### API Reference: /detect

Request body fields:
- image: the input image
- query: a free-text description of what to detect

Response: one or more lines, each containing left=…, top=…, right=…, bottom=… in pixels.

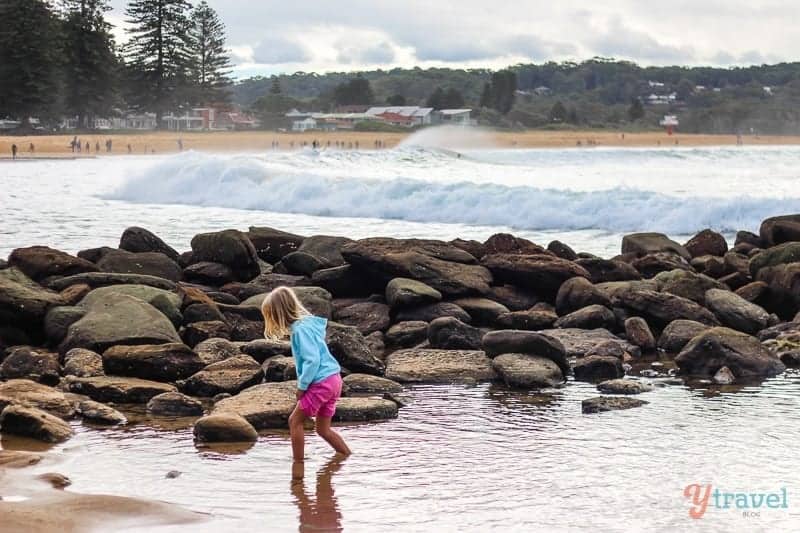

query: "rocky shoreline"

left=1, top=217, right=799, bottom=444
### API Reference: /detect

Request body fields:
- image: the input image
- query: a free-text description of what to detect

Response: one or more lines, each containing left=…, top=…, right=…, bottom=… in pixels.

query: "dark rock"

left=395, top=302, right=470, bottom=323
left=0, top=405, right=73, bottom=443
left=190, top=229, right=260, bottom=282
left=146, top=391, right=204, bottom=416
left=182, top=320, right=231, bottom=347
left=76, top=246, right=115, bottom=263
left=755, top=263, right=800, bottom=319
left=384, top=349, right=497, bottom=383
left=0, top=347, right=60, bottom=385
left=0, top=267, right=64, bottom=326
left=749, top=242, right=800, bottom=277
left=262, top=356, right=296, bottom=381
left=621, top=232, right=690, bottom=259
left=119, top=227, right=180, bottom=261
left=483, top=233, right=548, bottom=256
left=96, top=249, right=182, bottom=282
left=452, top=297, right=509, bottom=326
left=385, top=321, right=428, bottom=348
left=575, top=258, right=642, bottom=283
left=735, top=281, right=769, bottom=305
left=631, top=252, right=692, bottom=278
left=690, top=255, right=726, bottom=278
left=385, top=278, right=442, bottom=309
left=183, top=262, right=236, bottom=285
left=624, top=317, right=656, bottom=351
left=481, top=330, right=569, bottom=375
left=555, top=277, right=611, bottom=316
left=735, top=230, right=762, bottom=248
left=0, top=379, right=74, bottom=418
left=364, top=331, right=385, bottom=359
left=240, top=338, right=291, bottom=363
left=247, top=226, right=304, bottom=263
left=222, top=313, right=264, bottom=342
left=182, top=302, right=225, bottom=324
left=713, top=366, right=736, bottom=384
left=572, top=355, right=624, bottom=382
left=193, top=413, right=258, bottom=442
left=332, top=397, right=399, bottom=422
left=221, top=274, right=309, bottom=301
left=179, top=354, right=262, bottom=397
left=326, top=322, right=385, bottom=374
left=547, top=240, right=577, bottom=260
left=684, top=229, right=728, bottom=258
left=675, top=327, right=786, bottom=377
left=654, top=269, right=726, bottom=303
left=102, top=343, right=204, bottom=382
left=704, top=288, right=769, bottom=334
left=537, top=328, right=639, bottom=359
left=427, top=317, right=482, bottom=350
left=59, top=283, right=92, bottom=306
left=482, top=253, right=589, bottom=300
left=485, top=285, right=538, bottom=311
left=312, top=265, right=381, bottom=298
left=588, top=340, right=627, bottom=359
left=724, top=251, right=750, bottom=276
left=63, top=348, right=104, bottom=377
left=594, top=280, right=658, bottom=305
left=8, top=246, right=98, bottom=281
left=78, top=284, right=182, bottom=325
left=582, top=396, right=648, bottom=414
left=282, top=235, right=352, bottom=275
left=718, top=271, right=751, bottom=291
left=46, top=272, right=176, bottom=292
left=497, top=309, right=557, bottom=331
left=76, top=400, right=126, bottom=425
left=343, top=373, right=403, bottom=393
left=554, top=305, right=616, bottom=330
left=242, top=286, right=332, bottom=318
left=617, top=289, right=719, bottom=328
left=492, top=353, right=563, bottom=388
left=657, top=319, right=711, bottom=353
left=449, top=238, right=486, bottom=260
left=759, top=214, right=800, bottom=246
left=64, top=376, right=176, bottom=403
left=194, top=338, right=242, bottom=365
left=597, top=379, right=652, bottom=395
left=334, top=302, right=391, bottom=335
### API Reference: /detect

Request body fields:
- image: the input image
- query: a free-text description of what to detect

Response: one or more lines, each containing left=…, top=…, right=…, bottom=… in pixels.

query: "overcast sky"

left=107, top=1, right=798, bottom=78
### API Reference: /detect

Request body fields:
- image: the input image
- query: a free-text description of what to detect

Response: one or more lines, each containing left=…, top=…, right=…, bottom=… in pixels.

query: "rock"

left=735, top=281, right=769, bottom=305
left=594, top=280, right=659, bottom=304
left=364, top=331, right=385, bottom=358
left=537, top=328, right=639, bottom=359
left=96, top=249, right=182, bottom=282
left=631, top=252, right=692, bottom=278
left=588, top=340, right=628, bottom=359
left=59, top=283, right=92, bottom=306
left=334, top=302, right=391, bottom=335
left=312, top=265, right=381, bottom=298
left=64, top=376, right=176, bottom=403
left=0, top=379, right=74, bottom=418
left=779, top=351, right=800, bottom=366
left=624, top=317, right=656, bottom=351
left=572, top=355, right=624, bottom=382
left=102, top=343, right=204, bottom=382
left=325, top=322, right=385, bottom=374
left=449, top=238, right=486, bottom=259
left=384, top=349, right=497, bottom=383
left=555, top=277, right=611, bottom=316
left=657, top=319, right=711, bottom=353
left=179, top=355, right=262, bottom=397
left=240, top=339, right=291, bottom=363
left=76, top=400, right=126, bottom=425
left=262, top=356, right=296, bottom=381
left=712, top=366, right=736, bottom=385
left=684, top=229, right=728, bottom=258
left=119, top=226, right=180, bottom=261
left=183, top=262, right=236, bottom=285
left=146, top=392, right=204, bottom=416
left=485, top=285, right=538, bottom=311
left=547, top=240, right=578, bottom=261
left=212, top=381, right=297, bottom=429
left=749, top=242, right=800, bottom=277
left=481, top=330, right=570, bottom=375
left=193, top=413, right=258, bottom=442
left=46, top=272, right=177, bottom=292
left=617, top=289, right=719, bottom=328
left=342, top=373, right=403, bottom=393
left=451, top=298, right=509, bottom=326
left=704, top=288, right=769, bottom=334
left=282, top=235, right=351, bottom=275
left=385, top=321, right=428, bottom=348
left=182, top=320, right=231, bottom=347
left=333, top=397, right=399, bottom=422
left=597, top=379, right=652, bottom=395
left=79, top=284, right=183, bottom=325
left=395, top=302, right=470, bottom=323
left=691, top=255, right=726, bottom=278
left=582, top=396, right=648, bottom=414
left=182, top=302, right=225, bottom=324
left=759, top=214, right=800, bottom=246
left=755, top=263, right=800, bottom=319
left=654, top=269, right=726, bottom=303
left=241, top=286, right=333, bottom=319
left=222, top=312, right=264, bottom=342
left=497, top=309, right=557, bottom=330
left=483, top=233, right=548, bottom=256
left=8, top=246, right=98, bottom=281
left=492, top=353, right=564, bottom=388
left=621, top=232, right=691, bottom=260
left=427, top=317, right=482, bottom=350
left=482, top=253, right=589, bottom=300
left=554, top=305, right=616, bottom=330
left=0, top=405, right=73, bottom=443
left=247, top=226, right=304, bottom=263
left=342, top=238, right=490, bottom=297
left=190, top=229, right=260, bottom=282
left=0, top=347, right=60, bottom=385
left=675, top=327, right=786, bottom=378
left=574, top=258, right=642, bottom=283
left=63, top=348, right=104, bottom=377
left=0, top=267, right=64, bottom=325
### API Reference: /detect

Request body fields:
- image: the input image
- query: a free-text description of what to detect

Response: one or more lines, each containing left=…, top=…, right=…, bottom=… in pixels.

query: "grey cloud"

left=337, top=41, right=395, bottom=64
left=588, top=17, right=695, bottom=63
left=252, top=37, right=309, bottom=64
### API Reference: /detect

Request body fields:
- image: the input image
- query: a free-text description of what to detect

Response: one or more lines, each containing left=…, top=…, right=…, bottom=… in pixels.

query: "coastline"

left=1, top=129, right=799, bottom=158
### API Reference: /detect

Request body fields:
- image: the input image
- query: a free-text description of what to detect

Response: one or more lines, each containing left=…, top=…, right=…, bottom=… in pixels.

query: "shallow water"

left=4, top=373, right=799, bottom=532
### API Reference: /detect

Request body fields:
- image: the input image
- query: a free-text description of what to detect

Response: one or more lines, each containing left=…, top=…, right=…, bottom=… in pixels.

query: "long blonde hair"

left=261, top=286, right=310, bottom=340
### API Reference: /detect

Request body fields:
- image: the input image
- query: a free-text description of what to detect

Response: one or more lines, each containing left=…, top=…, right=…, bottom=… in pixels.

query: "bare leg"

left=315, top=416, right=351, bottom=456
left=289, top=403, right=307, bottom=462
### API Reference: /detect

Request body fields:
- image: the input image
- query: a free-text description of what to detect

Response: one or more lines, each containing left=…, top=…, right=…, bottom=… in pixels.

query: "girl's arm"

left=291, top=327, right=321, bottom=391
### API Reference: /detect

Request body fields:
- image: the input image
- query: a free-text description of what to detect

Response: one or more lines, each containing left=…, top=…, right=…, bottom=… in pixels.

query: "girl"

left=261, top=286, right=351, bottom=464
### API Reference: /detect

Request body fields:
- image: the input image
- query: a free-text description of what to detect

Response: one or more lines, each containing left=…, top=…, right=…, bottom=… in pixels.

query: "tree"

left=628, top=97, right=645, bottom=121
left=60, top=0, right=119, bottom=129
left=186, top=0, right=231, bottom=105
left=269, top=75, right=282, bottom=94
left=443, top=87, right=464, bottom=108
left=676, top=78, right=694, bottom=101
left=548, top=101, right=567, bottom=122
left=124, top=0, right=192, bottom=126
left=386, top=93, right=406, bottom=106
left=426, top=87, right=444, bottom=109
left=333, top=76, right=374, bottom=106
left=0, top=0, right=62, bottom=125
left=479, top=70, right=517, bottom=114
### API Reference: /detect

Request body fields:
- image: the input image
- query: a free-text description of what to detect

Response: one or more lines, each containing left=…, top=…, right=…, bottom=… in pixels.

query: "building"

left=365, top=106, right=435, bottom=126
left=284, top=106, right=472, bottom=131
left=292, top=117, right=317, bottom=131
left=436, top=109, right=473, bottom=125
left=162, top=108, right=215, bottom=131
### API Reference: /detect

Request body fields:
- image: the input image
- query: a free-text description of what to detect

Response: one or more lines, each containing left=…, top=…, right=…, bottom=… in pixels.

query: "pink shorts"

left=299, top=373, right=342, bottom=418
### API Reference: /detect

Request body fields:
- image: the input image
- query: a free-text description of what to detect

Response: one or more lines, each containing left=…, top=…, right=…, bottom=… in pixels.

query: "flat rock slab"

left=492, top=353, right=564, bottom=389
left=384, top=349, right=497, bottom=383
left=597, top=379, right=653, bottom=395
left=332, top=398, right=398, bottom=422
left=213, top=381, right=297, bottom=429
left=179, top=355, right=262, bottom=397
left=343, top=374, right=403, bottom=394
left=538, top=328, right=639, bottom=358
left=0, top=405, right=74, bottom=443
left=0, top=379, right=75, bottom=419
left=76, top=400, right=127, bottom=425
left=582, top=396, right=649, bottom=414
left=194, top=413, right=258, bottom=443
left=64, top=376, right=176, bottom=403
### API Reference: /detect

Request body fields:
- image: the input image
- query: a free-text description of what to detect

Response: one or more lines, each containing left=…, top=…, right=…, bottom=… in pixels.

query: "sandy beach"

left=1, top=129, right=798, bottom=158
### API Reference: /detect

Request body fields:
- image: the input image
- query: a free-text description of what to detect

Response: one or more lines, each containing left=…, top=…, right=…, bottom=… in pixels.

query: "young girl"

left=261, top=287, right=351, bottom=463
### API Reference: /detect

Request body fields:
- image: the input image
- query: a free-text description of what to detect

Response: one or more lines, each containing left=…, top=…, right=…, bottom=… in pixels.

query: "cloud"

left=337, top=41, right=396, bottom=64
left=252, top=36, right=309, bottom=64
left=587, top=16, right=695, bottom=63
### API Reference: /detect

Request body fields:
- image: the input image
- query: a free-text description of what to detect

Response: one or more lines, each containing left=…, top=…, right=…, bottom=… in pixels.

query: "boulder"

left=485, top=285, right=538, bottom=311
left=64, top=376, right=176, bottom=403
left=759, top=214, right=800, bottom=246
left=630, top=252, right=692, bottom=278
left=384, top=349, right=496, bottom=383
left=675, top=327, right=786, bottom=378
left=46, top=272, right=177, bottom=292
left=755, top=263, right=800, bottom=319
left=0, top=267, right=64, bottom=325
left=262, top=356, right=296, bottom=381
left=247, top=226, right=304, bottom=263
left=704, top=288, right=769, bottom=334
left=483, top=233, right=548, bottom=256
left=76, top=400, right=126, bottom=425
left=594, top=280, right=658, bottom=305
left=621, top=232, right=690, bottom=259
left=684, top=229, right=728, bottom=258
left=222, top=312, right=265, bottom=342
left=96, top=249, right=182, bottom=282
left=572, top=355, right=624, bottom=382
left=654, top=269, right=726, bottom=303
left=212, top=381, right=297, bottom=429
left=59, top=293, right=181, bottom=355
left=242, top=286, right=333, bottom=319
left=449, top=238, right=486, bottom=260
left=749, top=242, right=800, bottom=277
left=364, top=331, right=385, bottom=358
left=574, top=258, right=642, bottom=283
left=481, top=330, right=569, bottom=375
left=537, top=328, right=639, bottom=359
left=624, top=317, right=656, bottom=351
left=182, top=302, right=225, bottom=324
left=395, top=302, right=470, bottom=323
left=146, top=391, right=204, bottom=417
left=582, top=396, right=648, bottom=414
left=102, top=343, right=204, bottom=382
left=332, top=398, right=399, bottom=422
left=735, top=281, right=770, bottom=306
left=190, top=229, right=260, bottom=282
left=713, top=366, right=736, bottom=384
left=79, top=284, right=183, bottom=326
left=427, top=317, right=482, bottom=350
left=63, top=348, right=104, bottom=377
left=554, top=305, right=616, bottom=330
left=179, top=354, right=262, bottom=397
left=334, top=302, right=391, bottom=335
left=240, top=339, right=291, bottom=363
left=492, top=353, right=563, bottom=388
left=59, top=283, right=92, bottom=306
left=183, top=262, right=236, bottom=286
left=0, top=379, right=74, bottom=418
left=497, top=309, right=557, bottom=331
left=119, top=226, right=180, bottom=261
left=385, top=321, right=428, bottom=348
left=597, top=379, right=653, bottom=395
left=0, top=347, right=60, bottom=385
left=8, top=246, right=98, bottom=281
left=312, top=265, right=382, bottom=298
left=657, top=319, right=711, bottom=353
left=182, top=320, right=231, bottom=347
left=193, top=413, right=258, bottom=442
left=736, top=230, right=762, bottom=248
left=0, top=405, right=73, bottom=443
left=222, top=274, right=309, bottom=301
left=482, top=253, right=589, bottom=299
left=691, top=255, right=726, bottom=278
left=282, top=235, right=351, bottom=275
left=325, top=322, right=385, bottom=374
left=451, top=298, right=509, bottom=326
left=342, top=373, right=403, bottom=394
left=555, top=277, right=611, bottom=315
left=547, top=240, right=578, bottom=261
left=617, top=289, right=719, bottom=328
left=342, top=238, right=490, bottom=297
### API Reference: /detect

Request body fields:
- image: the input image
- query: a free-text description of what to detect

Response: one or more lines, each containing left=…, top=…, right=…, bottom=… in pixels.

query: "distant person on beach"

left=85, top=141, right=90, bottom=152
left=127, top=143, right=132, bottom=154
left=261, top=287, right=351, bottom=471
left=11, top=144, right=17, bottom=159
left=71, top=136, right=77, bottom=153
left=95, top=141, right=100, bottom=153
left=29, top=143, right=34, bottom=155
left=177, top=138, right=183, bottom=151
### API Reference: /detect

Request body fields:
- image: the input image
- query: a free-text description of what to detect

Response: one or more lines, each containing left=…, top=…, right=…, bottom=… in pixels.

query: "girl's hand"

left=296, top=390, right=304, bottom=400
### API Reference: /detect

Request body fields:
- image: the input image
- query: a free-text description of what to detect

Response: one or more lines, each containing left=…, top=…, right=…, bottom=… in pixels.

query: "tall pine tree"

left=187, top=1, right=231, bottom=105
left=60, top=0, right=118, bottom=128
left=0, top=0, right=62, bottom=125
left=124, top=0, right=191, bottom=126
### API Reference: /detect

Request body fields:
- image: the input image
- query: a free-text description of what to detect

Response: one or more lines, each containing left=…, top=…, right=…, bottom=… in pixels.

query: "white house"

left=436, top=109, right=473, bottom=125
left=292, top=117, right=318, bottom=131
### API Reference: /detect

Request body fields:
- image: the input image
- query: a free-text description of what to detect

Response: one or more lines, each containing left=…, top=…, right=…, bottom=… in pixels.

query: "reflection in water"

left=291, top=456, right=344, bottom=532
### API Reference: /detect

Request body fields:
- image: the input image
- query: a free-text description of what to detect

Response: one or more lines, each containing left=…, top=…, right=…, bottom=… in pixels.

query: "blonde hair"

left=261, top=286, right=310, bottom=340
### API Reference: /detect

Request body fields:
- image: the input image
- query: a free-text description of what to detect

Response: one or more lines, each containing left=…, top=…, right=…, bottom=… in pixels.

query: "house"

left=365, top=106, right=434, bottom=126
left=533, top=86, right=551, bottom=96
left=292, top=117, right=318, bottom=132
left=216, top=111, right=258, bottom=130
left=162, top=108, right=216, bottom=131
left=436, top=109, right=473, bottom=125
left=376, top=111, right=415, bottom=127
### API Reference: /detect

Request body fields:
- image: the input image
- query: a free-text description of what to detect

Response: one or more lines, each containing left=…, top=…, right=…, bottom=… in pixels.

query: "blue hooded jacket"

left=290, top=316, right=341, bottom=391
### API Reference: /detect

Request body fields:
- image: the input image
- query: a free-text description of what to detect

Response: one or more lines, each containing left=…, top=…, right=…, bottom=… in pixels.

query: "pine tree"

left=124, top=0, right=192, bottom=126
left=426, top=87, right=444, bottom=109
left=60, top=0, right=118, bottom=128
left=628, top=98, right=645, bottom=121
left=269, top=75, right=282, bottom=95
left=187, top=0, right=231, bottom=105
left=0, top=0, right=62, bottom=125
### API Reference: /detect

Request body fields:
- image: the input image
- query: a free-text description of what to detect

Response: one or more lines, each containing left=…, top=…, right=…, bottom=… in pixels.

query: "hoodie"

left=290, top=316, right=341, bottom=391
